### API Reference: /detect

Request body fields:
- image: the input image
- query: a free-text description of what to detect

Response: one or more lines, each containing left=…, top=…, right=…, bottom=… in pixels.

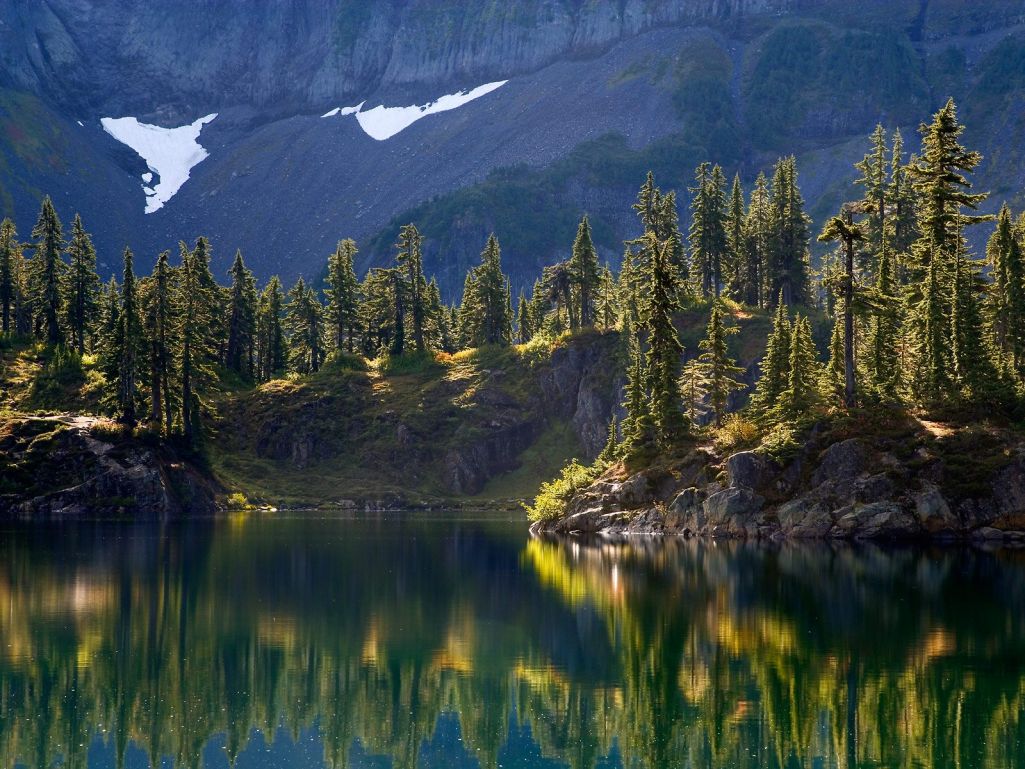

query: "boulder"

left=812, top=438, right=867, bottom=487
left=835, top=502, right=918, bottom=539
left=702, top=488, right=765, bottom=534
left=778, top=497, right=834, bottom=538
left=914, top=485, right=959, bottom=534
left=726, top=451, right=777, bottom=493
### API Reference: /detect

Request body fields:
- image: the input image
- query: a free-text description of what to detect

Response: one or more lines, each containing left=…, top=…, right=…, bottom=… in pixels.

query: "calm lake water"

left=1, top=512, right=1024, bottom=769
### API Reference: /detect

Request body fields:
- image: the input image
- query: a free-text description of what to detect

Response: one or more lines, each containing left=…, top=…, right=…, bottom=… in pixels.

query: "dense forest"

left=1, top=99, right=1022, bottom=503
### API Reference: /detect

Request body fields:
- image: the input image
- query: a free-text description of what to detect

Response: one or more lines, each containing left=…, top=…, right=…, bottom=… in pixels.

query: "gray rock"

left=726, top=451, right=777, bottom=493
left=812, top=438, right=868, bottom=487
left=835, top=502, right=918, bottom=539
left=703, top=488, right=765, bottom=527
left=914, top=485, right=959, bottom=534
left=778, top=498, right=834, bottom=538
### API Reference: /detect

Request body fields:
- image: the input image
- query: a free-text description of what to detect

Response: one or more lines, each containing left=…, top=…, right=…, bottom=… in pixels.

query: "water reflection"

left=1, top=516, right=1023, bottom=768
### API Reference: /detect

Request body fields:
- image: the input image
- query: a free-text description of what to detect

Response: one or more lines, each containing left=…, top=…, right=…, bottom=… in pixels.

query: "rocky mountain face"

left=1, top=0, right=1024, bottom=295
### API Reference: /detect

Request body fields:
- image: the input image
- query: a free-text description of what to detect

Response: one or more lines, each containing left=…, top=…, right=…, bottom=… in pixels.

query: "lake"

left=1, top=513, right=1023, bottom=768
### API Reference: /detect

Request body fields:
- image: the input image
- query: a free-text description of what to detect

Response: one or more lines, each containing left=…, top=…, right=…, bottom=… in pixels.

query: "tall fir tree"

left=750, top=294, right=791, bottom=417
left=285, top=276, right=325, bottom=373
left=724, top=174, right=746, bottom=300
left=29, top=195, right=66, bottom=346
left=0, top=219, right=19, bottom=334
left=689, top=163, right=728, bottom=297
left=325, top=239, right=362, bottom=354
left=256, top=276, right=287, bottom=380
left=743, top=172, right=771, bottom=307
left=64, top=214, right=100, bottom=354
left=817, top=208, right=865, bottom=408
left=143, top=251, right=175, bottom=432
left=113, top=248, right=142, bottom=426
left=569, top=215, right=600, bottom=328
left=226, top=250, right=257, bottom=378
left=460, top=234, right=512, bottom=347
left=643, top=235, right=687, bottom=446
left=767, top=157, right=811, bottom=307
left=779, top=315, right=820, bottom=419
left=854, top=124, right=889, bottom=279
left=695, top=301, right=746, bottom=426
left=396, top=224, right=427, bottom=352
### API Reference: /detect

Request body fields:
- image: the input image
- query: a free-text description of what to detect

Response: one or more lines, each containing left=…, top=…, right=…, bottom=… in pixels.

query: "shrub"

left=377, top=350, right=443, bottom=376
left=90, top=419, right=131, bottom=443
left=225, top=492, right=251, bottom=510
left=714, top=414, right=761, bottom=454
left=524, top=459, right=604, bottom=522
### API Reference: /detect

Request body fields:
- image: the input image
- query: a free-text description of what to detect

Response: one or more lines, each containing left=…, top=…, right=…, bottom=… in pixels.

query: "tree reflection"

left=0, top=519, right=1023, bottom=769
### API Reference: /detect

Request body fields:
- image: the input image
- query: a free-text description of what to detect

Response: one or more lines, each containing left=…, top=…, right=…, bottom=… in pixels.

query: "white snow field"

left=321, top=81, right=507, bottom=141
left=101, top=113, right=218, bottom=214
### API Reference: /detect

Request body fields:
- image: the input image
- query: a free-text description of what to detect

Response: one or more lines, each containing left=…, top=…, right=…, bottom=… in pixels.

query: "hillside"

left=1, top=1, right=1025, bottom=294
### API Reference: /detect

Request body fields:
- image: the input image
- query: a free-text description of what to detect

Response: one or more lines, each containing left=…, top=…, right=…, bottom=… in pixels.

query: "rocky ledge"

left=531, top=423, right=1025, bottom=543
left=0, top=416, right=220, bottom=519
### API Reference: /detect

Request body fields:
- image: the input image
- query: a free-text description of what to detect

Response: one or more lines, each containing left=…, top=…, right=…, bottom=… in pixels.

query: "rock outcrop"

left=0, top=416, right=219, bottom=520
left=534, top=424, right=1025, bottom=543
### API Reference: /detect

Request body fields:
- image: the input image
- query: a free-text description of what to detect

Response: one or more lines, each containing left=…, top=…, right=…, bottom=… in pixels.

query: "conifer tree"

left=779, top=315, right=820, bottom=419
left=113, top=248, right=142, bottom=426
left=679, top=358, right=709, bottom=424
left=226, top=250, right=257, bottom=378
left=750, top=294, right=791, bottom=416
left=569, top=215, right=600, bottom=328
left=64, top=214, right=100, bottom=354
left=724, top=174, right=746, bottom=300
left=742, top=172, right=771, bottom=307
left=822, top=313, right=846, bottom=406
left=143, top=251, right=175, bottom=432
left=866, top=241, right=900, bottom=397
left=29, top=195, right=66, bottom=346
left=389, top=268, right=405, bottom=357
left=460, top=234, right=512, bottom=347
left=597, top=415, right=621, bottom=464
left=887, top=130, right=917, bottom=261
left=177, top=242, right=214, bottom=446
left=97, top=277, right=121, bottom=390
left=766, top=157, right=811, bottom=307
left=689, top=163, right=728, bottom=297
left=855, top=124, right=889, bottom=278
left=396, top=224, right=427, bottom=352
left=256, top=276, right=287, bottom=380
left=621, top=328, right=650, bottom=449
left=0, top=219, right=19, bottom=334
left=643, top=235, right=687, bottom=446
left=596, top=265, right=618, bottom=330
left=325, top=239, right=361, bottom=354
left=817, top=208, right=865, bottom=408
left=986, top=204, right=1025, bottom=377
left=285, top=276, right=325, bottom=374
left=516, top=292, right=532, bottom=343
left=695, top=301, right=746, bottom=426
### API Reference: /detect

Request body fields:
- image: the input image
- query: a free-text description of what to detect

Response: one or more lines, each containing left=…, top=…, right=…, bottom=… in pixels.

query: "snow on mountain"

left=101, top=113, right=218, bottom=214
left=322, top=81, right=507, bottom=141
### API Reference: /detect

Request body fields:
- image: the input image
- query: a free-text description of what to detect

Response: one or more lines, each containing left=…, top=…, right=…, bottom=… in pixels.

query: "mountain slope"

left=0, top=1, right=1024, bottom=294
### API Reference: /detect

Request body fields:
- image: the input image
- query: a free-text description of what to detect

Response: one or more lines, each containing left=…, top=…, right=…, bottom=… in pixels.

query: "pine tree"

left=516, top=292, right=532, bottom=343
left=724, top=174, right=746, bottom=300
left=176, top=242, right=214, bottom=446
left=396, top=224, right=427, bottom=352
left=689, top=163, right=728, bottom=297
left=621, top=328, right=651, bottom=449
left=822, top=312, right=846, bottom=406
left=569, top=215, right=600, bottom=328
left=29, top=195, right=66, bottom=346
left=460, top=235, right=512, bottom=347
left=817, top=208, right=865, bottom=408
left=907, top=98, right=989, bottom=403
left=325, top=239, right=362, bottom=354
left=743, top=172, right=771, bottom=307
left=97, top=277, right=121, bottom=391
left=865, top=240, right=900, bottom=397
left=887, top=130, right=917, bottom=262
left=64, top=214, right=100, bottom=354
left=285, top=277, right=325, bottom=374
left=986, top=204, right=1025, bottom=377
left=0, top=219, right=19, bottom=334
left=695, top=301, right=746, bottom=426
left=597, top=415, right=621, bottom=464
left=854, top=124, right=889, bottom=279
left=114, top=247, right=142, bottom=426
left=778, top=315, right=820, bottom=419
left=750, top=294, right=791, bottom=416
left=679, top=358, right=709, bottom=424
left=256, top=276, right=287, bottom=380
left=643, top=235, right=687, bottom=446
left=596, top=265, right=618, bottom=330
left=766, top=157, right=811, bottom=307
left=226, top=250, right=257, bottom=378
left=143, top=251, right=175, bottom=432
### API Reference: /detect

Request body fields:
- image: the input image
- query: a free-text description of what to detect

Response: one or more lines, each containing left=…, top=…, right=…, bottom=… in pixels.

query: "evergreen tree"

left=0, top=219, right=19, bottom=334
left=679, top=358, right=709, bottom=424
left=29, top=195, right=66, bottom=346
left=817, top=208, right=865, bottom=408
left=695, top=301, right=746, bottom=426
left=854, top=124, right=889, bottom=279
left=460, top=235, right=512, bottom=347
left=596, top=265, right=618, bottom=330
left=750, top=294, right=791, bottom=416
left=743, top=172, right=771, bottom=307
left=597, top=415, right=621, bottom=464
left=97, top=277, right=121, bottom=390
left=689, top=163, right=728, bottom=297
left=396, top=224, right=427, bottom=352
left=285, top=276, right=325, bottom=374
left=516, top=292, right=532, bottom=343
left=986, top=204, right=1025, bottom=377
left=176, top=242, right=214, bottom=446
left=822, top=312, right=846, bottom=406
left=113, top=248, right=142, bottom=426
left=569, top=215, right=600, bottom=328
left=643, top=235, right=687, bottom=446
left=887, top=130, right=918, bottom=261
left=226, top=250, right=257, bottom=378
left=256, top=276, right=287, bottom=380
left=325, top=239, right=361, bottom=354
left=143, top=251, right=175, bottom=432
left=64, top=214, right=100, bottom=354
left=621, top=328, right=650, bottom=449
left=866, top=241, right=900, bottom=397
left=766, top=157, right=811, bottom=307
left=724, top=174, right=746, bottom=300
left=778, top=315, right=820, bottom=419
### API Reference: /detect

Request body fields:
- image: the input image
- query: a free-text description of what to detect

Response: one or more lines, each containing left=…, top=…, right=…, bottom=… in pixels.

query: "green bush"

left=524, top=459, right=604, bottom=522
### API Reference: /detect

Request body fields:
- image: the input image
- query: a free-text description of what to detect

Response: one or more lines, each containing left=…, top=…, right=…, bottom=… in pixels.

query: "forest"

left=1, top=99, right=1021, bottom=505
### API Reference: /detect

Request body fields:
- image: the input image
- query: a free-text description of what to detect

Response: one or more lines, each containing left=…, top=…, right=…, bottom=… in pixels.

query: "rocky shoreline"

left=0, top=416, right=220, bottom=520
left=531, top=431, right=1025, bottom=543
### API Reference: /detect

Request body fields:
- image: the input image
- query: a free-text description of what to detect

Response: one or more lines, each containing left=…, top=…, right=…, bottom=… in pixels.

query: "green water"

left=1, top=513, right=1023, bottom=769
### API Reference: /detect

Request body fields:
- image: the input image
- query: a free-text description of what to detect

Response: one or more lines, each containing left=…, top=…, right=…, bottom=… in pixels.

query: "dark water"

left=1, top=513, right=1024, bottom=769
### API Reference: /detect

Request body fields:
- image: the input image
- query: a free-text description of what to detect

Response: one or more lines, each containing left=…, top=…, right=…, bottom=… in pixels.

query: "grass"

left=475, top=421, right=582, bottom=502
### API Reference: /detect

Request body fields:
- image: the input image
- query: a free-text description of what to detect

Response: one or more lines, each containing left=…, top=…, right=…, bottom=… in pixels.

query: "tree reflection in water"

left=0, top=516, right=1022, bottom=769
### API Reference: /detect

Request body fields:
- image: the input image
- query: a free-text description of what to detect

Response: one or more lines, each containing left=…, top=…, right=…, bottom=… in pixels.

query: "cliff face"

left=0, top=0, right=793, bottom=115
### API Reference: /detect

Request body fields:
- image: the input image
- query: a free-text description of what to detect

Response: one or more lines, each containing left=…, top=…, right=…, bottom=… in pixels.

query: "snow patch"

left=101, top=113, right=218, bottom=214
left=76, top=120, right=83, bottom=127
left=320, top=82, right=506, bottom=141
